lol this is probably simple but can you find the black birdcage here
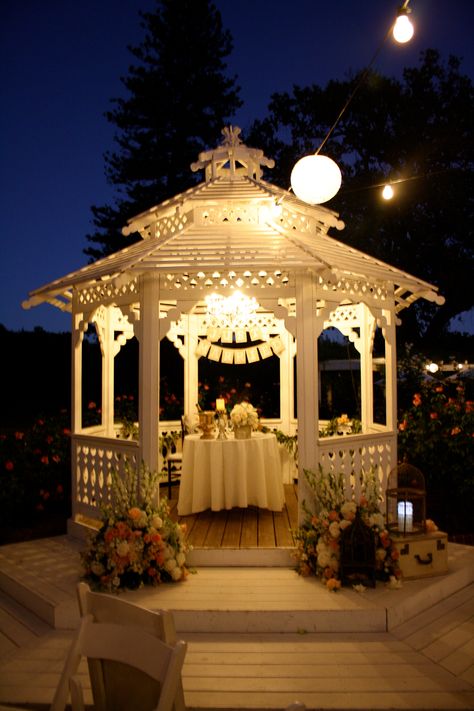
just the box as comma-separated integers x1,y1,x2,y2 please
386,463,426,537
340,507,376,587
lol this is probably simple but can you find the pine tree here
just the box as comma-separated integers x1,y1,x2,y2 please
86,0,241,259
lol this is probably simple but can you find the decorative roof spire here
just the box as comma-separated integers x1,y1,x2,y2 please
191,126,275,182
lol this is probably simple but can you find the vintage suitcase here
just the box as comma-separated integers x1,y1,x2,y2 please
392,530,448,580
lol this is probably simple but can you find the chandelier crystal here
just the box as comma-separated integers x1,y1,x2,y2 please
205,291,258,329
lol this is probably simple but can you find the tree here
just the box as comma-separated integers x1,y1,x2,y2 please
86,0,241,259
247,50,474,347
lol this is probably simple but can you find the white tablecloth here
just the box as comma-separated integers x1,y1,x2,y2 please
177,432,284,515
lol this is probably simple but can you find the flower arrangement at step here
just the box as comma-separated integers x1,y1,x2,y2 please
81,462,190,592
293,466,401,591
230,401,259,430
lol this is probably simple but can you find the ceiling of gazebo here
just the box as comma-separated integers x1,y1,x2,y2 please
23,128,444,316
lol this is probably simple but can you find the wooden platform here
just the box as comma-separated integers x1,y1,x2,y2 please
167,483,298,550
0,536,474,710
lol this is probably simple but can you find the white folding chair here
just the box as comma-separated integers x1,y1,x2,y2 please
58,613,186,711
51,583,186,711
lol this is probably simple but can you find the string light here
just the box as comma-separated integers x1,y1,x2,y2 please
393,6,415,43
290,1,414,205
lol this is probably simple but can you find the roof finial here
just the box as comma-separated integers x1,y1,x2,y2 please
191,126,274,181
221,125,242,147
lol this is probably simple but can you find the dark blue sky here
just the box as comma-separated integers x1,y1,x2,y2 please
1,0,473,333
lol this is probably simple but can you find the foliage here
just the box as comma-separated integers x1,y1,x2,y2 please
248,50,474,344
0,411,71,530
319,415,362,437
81,463,190,592
293,467,400,589
398,377,474,532
86,0,241,259
271,429,298,463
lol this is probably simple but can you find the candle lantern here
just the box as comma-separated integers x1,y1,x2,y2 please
340,507,376,587
386,463,426,537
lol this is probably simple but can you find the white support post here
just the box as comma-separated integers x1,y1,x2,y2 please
184,314,200,415
295,272,320,522
101,308,115,438
279,326,292,433
71,311,84,433
360,304,376,431
384,307,398,435
139,273,161,478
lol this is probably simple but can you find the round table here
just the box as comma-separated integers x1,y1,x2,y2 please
177,431,284,515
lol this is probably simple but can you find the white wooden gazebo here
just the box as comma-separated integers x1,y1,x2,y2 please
23,126,443,534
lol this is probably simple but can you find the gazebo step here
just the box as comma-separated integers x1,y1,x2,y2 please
187,547,295,567
0,537,473,636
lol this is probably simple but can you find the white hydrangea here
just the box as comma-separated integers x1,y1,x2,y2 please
329,521,341,539
151,514,163,530
171,567,183,581
164,558,177,572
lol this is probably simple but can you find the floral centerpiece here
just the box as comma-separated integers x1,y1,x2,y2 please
230,401,259,437
293,466,401,590
81,463,190,592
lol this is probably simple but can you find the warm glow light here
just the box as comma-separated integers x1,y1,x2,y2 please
205,291,258,329
290,154,342,205
382,184,394,200
397,500,413,532
426,362,439,374
216,398,226,412
393,13,414,43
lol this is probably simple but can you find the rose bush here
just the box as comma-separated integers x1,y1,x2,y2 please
398,379,473,533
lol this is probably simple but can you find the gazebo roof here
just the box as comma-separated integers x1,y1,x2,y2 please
23,127,443,316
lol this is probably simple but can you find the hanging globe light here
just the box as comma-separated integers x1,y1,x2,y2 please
290,154,342,205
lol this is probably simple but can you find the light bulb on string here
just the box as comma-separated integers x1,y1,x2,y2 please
288,0,414,206
393,10,414,43
382,184,394,200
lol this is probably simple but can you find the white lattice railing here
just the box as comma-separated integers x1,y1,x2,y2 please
317,430,396,501
72,426,183,523
72,434,140,522
72,427,395,525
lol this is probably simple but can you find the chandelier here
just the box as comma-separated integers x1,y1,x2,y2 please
205,291,258,329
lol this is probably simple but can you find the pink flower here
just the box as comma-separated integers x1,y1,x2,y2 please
5,460,14,471
40,455,49,465
412,393,422,406
451,427,461,436
14,431,24,440
326,578,341,591
430,412,438,420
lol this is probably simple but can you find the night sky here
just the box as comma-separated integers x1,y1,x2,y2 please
1,0,473,333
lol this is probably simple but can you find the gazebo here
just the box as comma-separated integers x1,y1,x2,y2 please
23,126,444,536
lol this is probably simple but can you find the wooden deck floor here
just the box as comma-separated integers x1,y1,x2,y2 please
167,484,298,549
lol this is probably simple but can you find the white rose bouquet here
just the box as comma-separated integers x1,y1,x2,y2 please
230,401,259,429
